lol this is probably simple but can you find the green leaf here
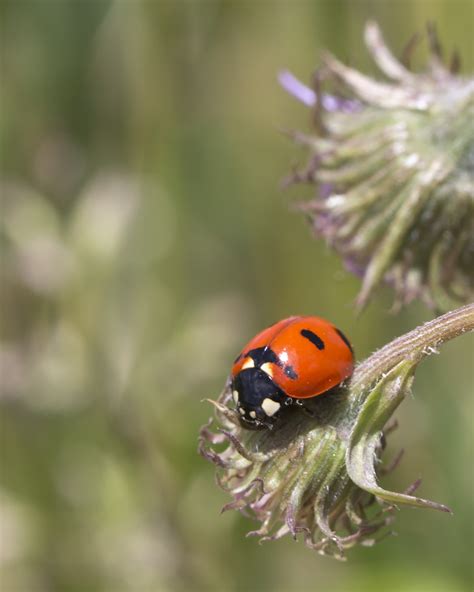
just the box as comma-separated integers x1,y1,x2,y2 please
346,360,451,512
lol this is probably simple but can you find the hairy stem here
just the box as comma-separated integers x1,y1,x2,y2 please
350,303,474,400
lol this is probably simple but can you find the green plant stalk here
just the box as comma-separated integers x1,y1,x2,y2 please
351,302,474,399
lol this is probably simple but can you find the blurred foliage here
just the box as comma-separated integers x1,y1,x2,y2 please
0,1,473,591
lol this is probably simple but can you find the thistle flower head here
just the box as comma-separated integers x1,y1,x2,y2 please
281,22,474,311
199,304,474,559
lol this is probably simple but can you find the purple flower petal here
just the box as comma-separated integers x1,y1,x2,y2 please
321,94,361,113
279,70,362,113
278,70,316,106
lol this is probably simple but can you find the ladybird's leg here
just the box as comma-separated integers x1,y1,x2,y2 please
251,417,275,430
282,395,315,418
294,399,315,418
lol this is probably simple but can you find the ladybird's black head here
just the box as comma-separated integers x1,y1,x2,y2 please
232,368,287,429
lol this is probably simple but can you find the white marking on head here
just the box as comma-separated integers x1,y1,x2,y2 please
279,351,289,363
249,411,257,419
260,362,274,378
241,358,255,370
239,407,246,415
232,390,239,403
261,398,281,417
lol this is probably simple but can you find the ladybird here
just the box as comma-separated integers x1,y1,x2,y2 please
231,316,354,429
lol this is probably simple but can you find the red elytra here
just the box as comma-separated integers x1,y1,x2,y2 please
232,316,354,400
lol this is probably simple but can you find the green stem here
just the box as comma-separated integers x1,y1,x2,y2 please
350,302,474,400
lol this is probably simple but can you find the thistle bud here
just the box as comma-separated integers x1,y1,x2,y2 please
281,22,474,311
199,304,474,559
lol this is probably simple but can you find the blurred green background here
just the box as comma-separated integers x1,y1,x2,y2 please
1,1,473,591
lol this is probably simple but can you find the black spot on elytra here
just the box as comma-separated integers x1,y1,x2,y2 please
284,365,298,379
246,347,281,367
245,347,299,379
301,329,325,350
335,328,353,354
